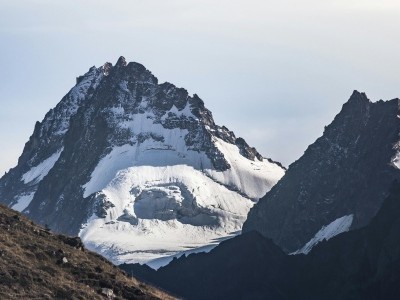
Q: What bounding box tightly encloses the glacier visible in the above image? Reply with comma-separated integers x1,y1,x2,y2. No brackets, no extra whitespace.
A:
79,114,284,266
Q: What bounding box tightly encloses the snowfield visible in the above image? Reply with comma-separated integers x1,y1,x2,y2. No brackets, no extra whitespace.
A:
80,150,284,267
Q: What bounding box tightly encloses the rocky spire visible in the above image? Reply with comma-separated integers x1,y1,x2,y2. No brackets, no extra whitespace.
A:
116,56,127,67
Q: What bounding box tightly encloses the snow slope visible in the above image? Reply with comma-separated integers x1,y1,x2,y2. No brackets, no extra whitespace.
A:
291,214,354,255
21,149,63,184
207,138,284,199
11,192,35,212
7,149,64,213
80,140,283,266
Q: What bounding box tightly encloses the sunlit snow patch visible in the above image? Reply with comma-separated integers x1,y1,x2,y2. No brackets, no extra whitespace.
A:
21,149,63,184
207,138,285,199
291,214,354,255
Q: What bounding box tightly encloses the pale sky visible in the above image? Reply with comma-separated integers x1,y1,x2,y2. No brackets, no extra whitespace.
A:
1,0,400,174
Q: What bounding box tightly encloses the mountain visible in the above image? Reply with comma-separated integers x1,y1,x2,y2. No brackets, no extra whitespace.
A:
0,56,284,266
0,203,174,299
243,91,400,253
121,180,400,300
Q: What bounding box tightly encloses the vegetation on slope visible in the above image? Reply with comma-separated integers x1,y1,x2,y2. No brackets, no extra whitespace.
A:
0,204,175,300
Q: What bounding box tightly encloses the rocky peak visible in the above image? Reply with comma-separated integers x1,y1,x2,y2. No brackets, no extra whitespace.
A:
243,91,400,253
235,137,263,161
116,55,127,67
102,62,113,76
347,90,369,104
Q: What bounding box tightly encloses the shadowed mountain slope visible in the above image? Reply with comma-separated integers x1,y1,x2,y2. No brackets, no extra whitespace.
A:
244,91,400,253
121,180,400,300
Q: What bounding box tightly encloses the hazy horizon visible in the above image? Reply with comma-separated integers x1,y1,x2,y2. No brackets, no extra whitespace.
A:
1,0,400,174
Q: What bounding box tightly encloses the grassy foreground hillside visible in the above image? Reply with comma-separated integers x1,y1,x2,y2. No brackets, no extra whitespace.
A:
0,204,175,300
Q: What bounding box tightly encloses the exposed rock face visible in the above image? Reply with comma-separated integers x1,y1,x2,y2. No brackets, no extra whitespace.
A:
243,91,400,253
0,56,284,265
0,66,103,214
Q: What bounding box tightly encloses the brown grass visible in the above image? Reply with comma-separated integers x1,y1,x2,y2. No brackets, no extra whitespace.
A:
0,204,176,300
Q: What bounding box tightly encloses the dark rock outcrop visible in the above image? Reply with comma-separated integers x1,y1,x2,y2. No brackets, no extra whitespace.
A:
243,91,400,253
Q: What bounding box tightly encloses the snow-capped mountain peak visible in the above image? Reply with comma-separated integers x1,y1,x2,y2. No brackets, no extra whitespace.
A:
0,57,285,267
